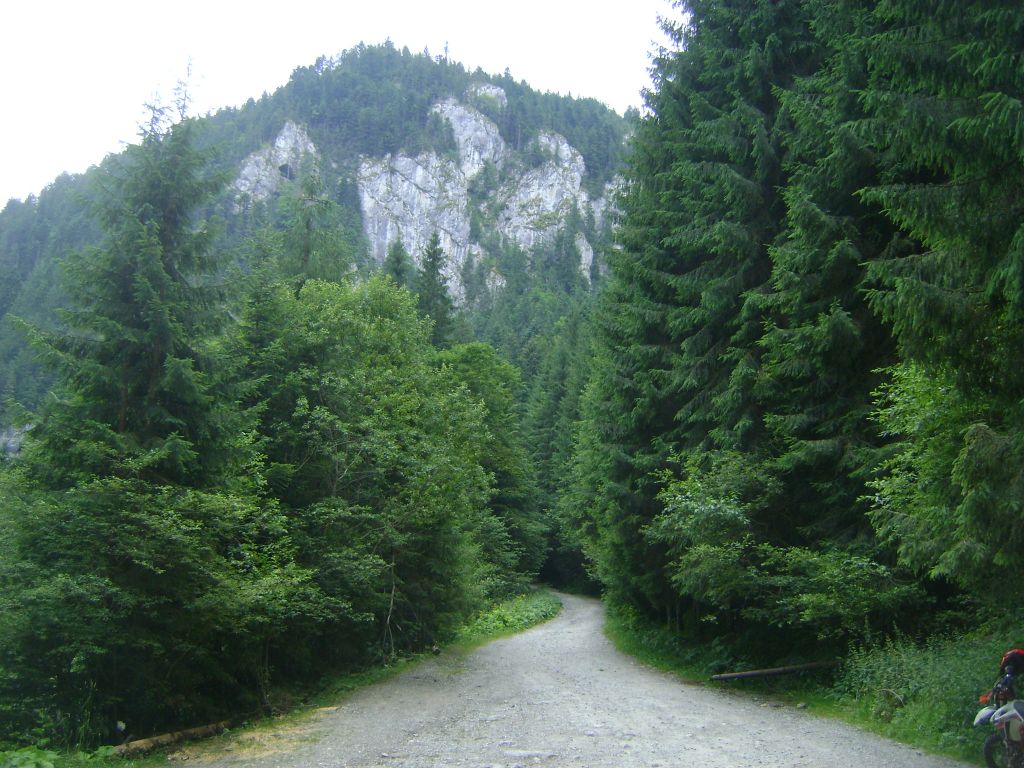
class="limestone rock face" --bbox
[358,152,473,299]
[1,425,29,456]
[469,83,509,109]
[234,121,318,202]
[576,232,595,283]
[233,85,621,301]
[431,98,506,179]
[496,131,589,252]
[356,86,619,299]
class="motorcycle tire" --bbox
[985,732,1024,768]
[985,733,1008,768]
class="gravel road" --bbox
[182,593,970,767]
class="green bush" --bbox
[0,747,58,768]
[603,602,739,679]
[833,626,1021,760]
[456,591,561,644]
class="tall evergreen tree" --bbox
[524,301,597,589]
[382,238,415,288]
[859,0,1024,595]
[440,342,548,590]
[278,168,354,288]
[415,231,454,347]
[574,0,819,621]
[0,107,307,745]
[754,0,900,543]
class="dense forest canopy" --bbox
[1,0,1023,752]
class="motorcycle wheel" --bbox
[985,733,1009,768]
[985,733,1024,768]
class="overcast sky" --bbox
[2,0,675,204]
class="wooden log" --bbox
[710,660,838,681]
[112,720,229,756]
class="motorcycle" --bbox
[976,651,1024,768]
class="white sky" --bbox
[1,0,675,204]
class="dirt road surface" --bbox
[182,593,970,767]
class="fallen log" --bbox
[112,720,229,756]
[710,660,838,682]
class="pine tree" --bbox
[574,0,819,619]
[0,106,305,744]
[415,231,454,347]
[383,238,414,288]
[859,0,1024,595]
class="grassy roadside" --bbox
[1,589,562,768]
[603,602,1010,767]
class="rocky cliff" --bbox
[234,85,619,300]
[1,425,29,456]
[234,121,318,202]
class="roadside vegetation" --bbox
[607,604,1019,765]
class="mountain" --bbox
[232,88,619,301]
[0,42,630,415]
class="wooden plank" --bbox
[112,720,230,756]
[710,660,839,681]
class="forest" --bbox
[0,0,1023,757]
[566,0,1024,657]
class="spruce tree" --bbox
[27,105,229,487]
[0,106,304,744]
[859,0,1024,595]
[383,238,414,288]
[575,0,819,620]
[415,231,454,347]
[440,342,548,589]
[754,0,900,542]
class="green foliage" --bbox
[868,363,1024,599]
[455,590,562,645]
[0,41,627,424]
[0,747,59,768]
[415,232,455,348]
[231,275,495,657]
[755,0,899,543]
[833,628,1014,760]
[252,42,626,188]
[439,343,548,591]
[0,107,289,745]
[523,302,598,590]
[571,0,835,641]
[275,169,356,286]
[568,0,1006,663]
[646,452,920,652]
[0,35,625,757]
[0,176,99,419]
[603,601,740,678]
[382,239,414,289]
[858,0,1024,598]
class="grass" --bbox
[452,589,563,651]
[7,589,562,768]
[602,602,1014,767]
